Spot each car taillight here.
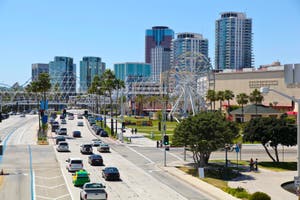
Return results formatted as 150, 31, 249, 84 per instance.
69, 164, 71, 168
85, 194, 87, 199
106, 193, 108, 199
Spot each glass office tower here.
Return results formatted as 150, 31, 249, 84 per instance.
79, 57, 105, 93
145, 26, 174, 82
31, 63, 49, 81
215, 12, 253, 70
171, 32, 209, 67
49, 56, 76, 98
114, 62, 151, 82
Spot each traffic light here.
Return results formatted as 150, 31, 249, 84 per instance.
63, 109, 66, 117
163, 135, 169, 145
122, 122, 125, 129
0, 112, 2, 123
158, 122, 161, 131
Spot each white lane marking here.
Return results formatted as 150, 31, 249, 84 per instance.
33, 170, 36, 200
125, 145, 155, 164
35, 183, 66, 189
35, 175, 63, 180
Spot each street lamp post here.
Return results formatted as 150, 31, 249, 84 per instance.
260, 87, 300, 191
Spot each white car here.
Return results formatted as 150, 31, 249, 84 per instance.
77, 121, 84, 126
92, 139, 102, 147
57, 141, 69, 152
66, 157, 83, 172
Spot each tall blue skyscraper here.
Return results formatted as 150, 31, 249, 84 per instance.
145, 26, 174, 82
215, 12, 253, 70
49, 56, 76, 98
79, 57, 105, 93
171, 32, 209, 67
31, 63, 49, 81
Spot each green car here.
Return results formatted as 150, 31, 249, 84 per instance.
72, 170, 90, 187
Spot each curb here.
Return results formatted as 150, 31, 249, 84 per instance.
160, 165, 240, 200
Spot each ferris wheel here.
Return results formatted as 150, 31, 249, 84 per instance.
169, 52, 215, 118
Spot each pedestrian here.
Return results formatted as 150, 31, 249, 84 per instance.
131, 128, 134, 134
135, 128, 137, 134
160, 140, 163, 148
249, 158, 254, 171
156, 140, 159, 148
254, 158, 258, 171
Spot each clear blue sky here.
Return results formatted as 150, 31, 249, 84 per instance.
0, 0, 299, 86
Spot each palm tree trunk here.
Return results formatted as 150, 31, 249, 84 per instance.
241, 104, 244, 123
109, 94, 114, 136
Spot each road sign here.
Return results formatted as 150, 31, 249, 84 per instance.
294, 176, 300, 187
235, 145, 240, 153
96, 116, 103, 121
40, 100, 48, 110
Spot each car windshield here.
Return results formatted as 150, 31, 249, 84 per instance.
92, 155, 102, 159
61, 128, 67, 131
101, 144, 108, 147
59, 142, 68, 146
106, 168, 118, 173
71, 160, 82, 164
83, 144, 92, 148
85, 183, 105, 189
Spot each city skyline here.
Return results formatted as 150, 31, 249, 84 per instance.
0, 0, 299, 85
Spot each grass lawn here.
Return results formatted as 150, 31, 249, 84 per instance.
259, 162, 296, 171
123, 116, 179, 141
177, 165, 250, 199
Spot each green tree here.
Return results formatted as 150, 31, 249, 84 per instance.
88, 75, 102, 114
36, 73, 51, 107
135, 94, 145, 116
173, 112, 239, 167
243, 116, 296, 162
100, 70, 118, 136
236, 93, 249, 123
249, 89, 264, 117
216, 91, 225, 111
53, 83, 60, 111
206, 89, 217, 111
224, 90, 235, 111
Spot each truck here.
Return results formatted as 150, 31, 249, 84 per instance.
80, 182, 107, 200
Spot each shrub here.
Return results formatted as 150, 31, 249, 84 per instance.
249, 192, 271, 200
225, 187, 250, 199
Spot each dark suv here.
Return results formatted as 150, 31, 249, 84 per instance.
80, 144, 93, 154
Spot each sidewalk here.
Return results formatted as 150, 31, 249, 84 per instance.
106, 117, 298, 200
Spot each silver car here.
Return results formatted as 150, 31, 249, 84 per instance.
57, 141, 69, 152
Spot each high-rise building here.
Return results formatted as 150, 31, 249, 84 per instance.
79, 57, 105, 93
215, 12, 253, 70
114, 62, 151, 82
49, 56, 76, 98
171, 33, 209, 67
145, 26, 174, 82
31, 63, 49, 81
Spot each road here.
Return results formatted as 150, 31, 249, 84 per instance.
0, 115, 71, 200
0, 111, 297, 200
53, 111, 214, 200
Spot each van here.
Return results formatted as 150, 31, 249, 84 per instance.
66, 157, 83, 172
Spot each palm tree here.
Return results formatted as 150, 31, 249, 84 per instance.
114, 79, 125, 134
206, 90, 217, 111
236, 93, 249, 123
100, 70, 118, 136
216, 91, 225, 111
224, 90, 235, 111
135, 94, 145, 116
249, 89, 264, 117
53, 83, 60, 111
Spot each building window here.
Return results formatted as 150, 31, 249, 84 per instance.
249, 80, 278, 88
